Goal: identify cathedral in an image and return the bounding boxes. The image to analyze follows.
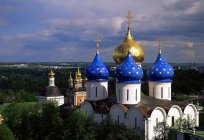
[37,11,200,140]
[80,11,200,140]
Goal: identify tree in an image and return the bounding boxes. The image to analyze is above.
[96,116,140,140]
[0,124,15,140]
[64,110,97,140]
[153,121,170,140]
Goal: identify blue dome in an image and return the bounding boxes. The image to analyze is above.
[147,52,174,82]
[85,53,109,81]
[115,52,143,83]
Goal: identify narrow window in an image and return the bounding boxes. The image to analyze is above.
[135,117,137,129]
[156,118,158,126]
[103,87,105,97]
[168,87,170,99]
[172,116,175,126]
[153,87,155,98]
[127,89,129,101]
[136,89,137,100]
[119,89,120,101]
[95,87,97,97]
[117,115,120,124]
[161,87,163,98]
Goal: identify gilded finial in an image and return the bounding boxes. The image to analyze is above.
[95,35,101,54]
[126,10,133,29]
[157,36,162,54]
[48,69,55,78]
[69,72,72,80]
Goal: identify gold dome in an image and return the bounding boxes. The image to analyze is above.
[48,69,55,78]
[113,11,144,65]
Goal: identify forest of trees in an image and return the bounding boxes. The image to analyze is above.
[0,102,140,140]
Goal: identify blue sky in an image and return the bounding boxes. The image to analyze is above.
[0,0,204,63]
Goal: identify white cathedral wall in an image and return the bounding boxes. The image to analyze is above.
[94,113,108,123]
[126,107,145,130]
[167,105,182,127]
[148,107,166,140]
[116,83,141,104]
[37,96,64,106]
[80,101,94,116]
[183,104,199,127]
[110,104,127,125]
[87,81,108,101]
[149,81,171,100]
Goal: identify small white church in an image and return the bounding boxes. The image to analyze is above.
[80,11,200,140]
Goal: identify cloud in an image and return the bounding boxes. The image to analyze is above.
[0,0,203,62]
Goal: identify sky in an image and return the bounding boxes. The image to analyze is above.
[0,0,204,63]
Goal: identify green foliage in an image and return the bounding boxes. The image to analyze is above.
[2,102,40,139]
[2,102,140,140]
[64,110,96,140]
[96,116,140,140]
[153,121,170,140]
[0,124,15,140]
[0,90,37,103]
[172,70,204,94]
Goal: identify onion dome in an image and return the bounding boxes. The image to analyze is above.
[115,51,143,83]
[147,47,174,82]
[85,37,109,81]
[113,10,144,65]
[48,70,55,78]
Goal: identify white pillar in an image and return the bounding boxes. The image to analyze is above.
[49,77,55,86]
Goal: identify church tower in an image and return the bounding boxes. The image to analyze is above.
[84,36,109,101]
[74,67,83,89]
[68,72,73,89]
[38,70,64,106]
[147,37,174,100]
[115,51,143,104]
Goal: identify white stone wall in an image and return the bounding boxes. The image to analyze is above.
[167,105,182,127]
[110,104,127,125]
[184,104,199,127]
[126,107,145,130]
[148,81,171,100]
[116,83,141,104]
[80,101,199,140]
[94,113,108,123]
[147,107,167,140]
[80,101,94,116]
[38,96,64,106]
[86,81,108,101]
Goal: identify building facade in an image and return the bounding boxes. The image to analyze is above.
[81,11,200,140]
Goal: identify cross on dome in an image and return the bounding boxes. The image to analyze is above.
[157,36,162,54]
[95,35,101,54]
[126,10,133,29]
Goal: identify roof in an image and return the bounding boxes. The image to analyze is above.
[133,96,187,118]
[85,96,117,114]
[40,86,63,97]
[85,95,188,118]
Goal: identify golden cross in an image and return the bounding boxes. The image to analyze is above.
[95,36,101,53]
[157,36,162,53]
[126,10,133,29]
